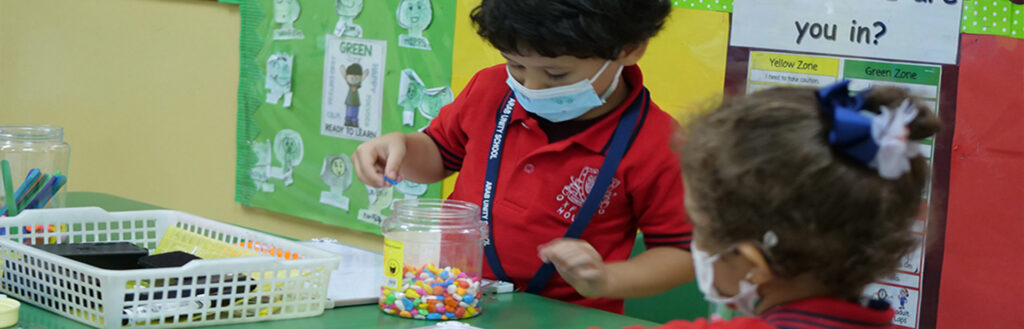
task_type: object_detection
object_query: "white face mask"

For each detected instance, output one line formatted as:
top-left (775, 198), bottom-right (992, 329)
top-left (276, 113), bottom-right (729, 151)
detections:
top-left (505, 60), bottom-right (623, 122)
top-left (691, 243), bottom-right (762, 315)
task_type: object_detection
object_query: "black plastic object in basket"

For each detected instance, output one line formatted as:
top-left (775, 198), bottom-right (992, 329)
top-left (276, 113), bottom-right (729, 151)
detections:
top-left (137, 251), bottom-right (201, 269)
top-left (31, 242), bottom-right (148, 270)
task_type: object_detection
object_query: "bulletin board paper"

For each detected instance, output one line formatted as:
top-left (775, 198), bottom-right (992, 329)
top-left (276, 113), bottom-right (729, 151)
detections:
top-left (235, 0), bottom-right (455, 235)
top-left (731, 0), bottom-right (964, 64)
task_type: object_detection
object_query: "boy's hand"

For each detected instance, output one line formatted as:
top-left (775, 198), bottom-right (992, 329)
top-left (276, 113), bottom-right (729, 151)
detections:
top-left (538, 238), bottom-right (609, 298)
top-left (353, 132), bottom-right (406, 187)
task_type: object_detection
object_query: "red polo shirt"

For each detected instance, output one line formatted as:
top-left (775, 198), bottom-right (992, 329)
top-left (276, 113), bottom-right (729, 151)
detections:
top-left (425, 64), bottom-right (692, 314)
top-left (617, 297), bottom-right (897, 329)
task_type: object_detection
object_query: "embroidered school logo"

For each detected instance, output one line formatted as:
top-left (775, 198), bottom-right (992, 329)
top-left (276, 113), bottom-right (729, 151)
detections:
top-left (555, 167), bottom-right (621, 222)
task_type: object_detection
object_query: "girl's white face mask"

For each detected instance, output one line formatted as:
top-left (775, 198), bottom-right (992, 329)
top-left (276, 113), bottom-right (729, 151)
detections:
top-left (691, 243), bottom-right (763, 315)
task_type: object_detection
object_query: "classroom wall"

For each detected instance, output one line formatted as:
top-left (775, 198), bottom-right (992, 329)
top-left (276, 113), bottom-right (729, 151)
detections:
top-left (0, 0), bottom-right (726, 253)
top-left (0, 0), bottom-right (383, 251)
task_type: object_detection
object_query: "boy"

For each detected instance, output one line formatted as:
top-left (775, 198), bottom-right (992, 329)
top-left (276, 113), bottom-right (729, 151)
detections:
top-left (343, 63), bottom-right (369, 127)
top-left (354, 0), bottom-right (693, 313)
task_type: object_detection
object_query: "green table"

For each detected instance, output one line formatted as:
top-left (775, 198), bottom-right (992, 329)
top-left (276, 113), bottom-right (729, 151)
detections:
top-left (10, 192), bottom-right (659, 329)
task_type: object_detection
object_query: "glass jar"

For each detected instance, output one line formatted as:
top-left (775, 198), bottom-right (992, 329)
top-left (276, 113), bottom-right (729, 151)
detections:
top-left (379, 199), bottom-right (487, 320)
top-left (0, 125), bottom-right (71, 210)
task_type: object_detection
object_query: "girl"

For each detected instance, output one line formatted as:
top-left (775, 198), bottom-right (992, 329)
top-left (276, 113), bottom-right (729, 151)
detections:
top-left (624, 81), bottom-right (940, 328)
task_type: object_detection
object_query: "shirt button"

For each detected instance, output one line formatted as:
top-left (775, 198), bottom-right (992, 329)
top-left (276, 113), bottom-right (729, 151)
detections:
top-left (524, 163), bottom-right (535, 173)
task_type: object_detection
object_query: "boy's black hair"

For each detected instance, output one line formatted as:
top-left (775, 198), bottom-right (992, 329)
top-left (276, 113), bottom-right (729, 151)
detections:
top-left (470, 0), bottom-right (672, 59)
top-left (345, 63), bottom-right (363, 75)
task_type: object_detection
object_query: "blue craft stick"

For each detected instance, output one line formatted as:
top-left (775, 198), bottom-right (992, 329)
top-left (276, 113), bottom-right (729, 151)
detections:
top-left (34, 175), bottom-right (66, 209)
top-left (383, 176), bottom-right (399, 185)
top-left (12, 169), bottom-right (41, 203)
top-left (17, 173), bottom-right (48, 210)
top-left (25, 175), bottom-right (59, 210)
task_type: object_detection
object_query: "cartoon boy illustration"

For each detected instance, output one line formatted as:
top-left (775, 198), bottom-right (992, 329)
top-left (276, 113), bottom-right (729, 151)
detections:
top-left (342, 63), bottom-right (370, 127)
top-left (334, 0), bottom-right (364, 37)
top-left (396, 0), bottom-right (433, 50)
top-left (898, 288), bottom-right (910, 310)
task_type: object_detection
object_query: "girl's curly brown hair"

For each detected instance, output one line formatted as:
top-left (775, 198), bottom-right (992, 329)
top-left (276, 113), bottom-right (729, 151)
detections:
top-left (680, 86), bottom-right (941, 297)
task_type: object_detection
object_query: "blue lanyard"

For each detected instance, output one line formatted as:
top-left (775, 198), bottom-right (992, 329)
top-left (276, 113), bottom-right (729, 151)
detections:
top-left (481, 88), bottom-right (649, 294)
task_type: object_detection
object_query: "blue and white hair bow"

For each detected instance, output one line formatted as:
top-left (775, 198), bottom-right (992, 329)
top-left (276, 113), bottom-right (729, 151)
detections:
top-left (817, 81), bottom-right (919, 180)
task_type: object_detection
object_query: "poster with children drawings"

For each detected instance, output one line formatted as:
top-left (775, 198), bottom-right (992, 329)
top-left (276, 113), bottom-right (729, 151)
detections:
top-left (322, 36), bottom-right (387, 141)
top-left (235, 0), bottom-right (456, 235)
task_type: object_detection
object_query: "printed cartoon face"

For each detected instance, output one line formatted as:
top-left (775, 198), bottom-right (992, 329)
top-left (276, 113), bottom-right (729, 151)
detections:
top-left (331, 158), bottom-right (347, 177)
top-left (273, 0), bottom-right (300, 24)
top-left (268, 56), bottom-right (292, 86)
top-left (346, 74), bottom-right (362, 85)
top-left (397, 0), bottom-right (432, 32)
top-left (336, 0), bottom-right (363, 17)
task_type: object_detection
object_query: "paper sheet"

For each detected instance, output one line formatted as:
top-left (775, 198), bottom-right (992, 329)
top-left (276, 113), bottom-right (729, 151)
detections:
top-left (301, 239), bottom-right (383, 306)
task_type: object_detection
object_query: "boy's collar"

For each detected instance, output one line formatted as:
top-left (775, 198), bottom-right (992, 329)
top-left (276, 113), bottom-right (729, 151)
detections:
top-left (509, 65), bottom-right (646, 154)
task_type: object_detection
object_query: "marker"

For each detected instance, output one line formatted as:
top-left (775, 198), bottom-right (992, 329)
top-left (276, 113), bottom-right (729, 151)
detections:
top-left (1, 160), bottom-right (15, 216)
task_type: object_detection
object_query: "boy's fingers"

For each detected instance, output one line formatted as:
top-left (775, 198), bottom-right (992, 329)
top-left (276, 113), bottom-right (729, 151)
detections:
top-left (354, 146), bottom-right (384, 187)
top-left (383, 142), bottom-right (406, 185)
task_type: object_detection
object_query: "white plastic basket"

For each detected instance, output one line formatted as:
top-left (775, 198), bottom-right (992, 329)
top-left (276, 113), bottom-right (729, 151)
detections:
top-left (0, 207), bottom-right (341, 328)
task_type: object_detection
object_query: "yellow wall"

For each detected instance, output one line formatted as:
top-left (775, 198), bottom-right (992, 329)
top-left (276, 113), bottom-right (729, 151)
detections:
top-left (0, 0), bottom-right (383, 251)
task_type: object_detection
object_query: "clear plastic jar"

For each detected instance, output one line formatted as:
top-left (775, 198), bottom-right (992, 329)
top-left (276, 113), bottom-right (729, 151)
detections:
top-left (379, 199), bottom-right (487, 320)
top-left (0, 125), bottom-right (71, 209)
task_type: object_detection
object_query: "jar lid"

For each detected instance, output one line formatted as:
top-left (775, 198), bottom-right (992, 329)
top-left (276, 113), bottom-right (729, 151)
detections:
top-left (0, 295), bottom-right (20, 328)
top-left (385, 199), bottom-right (486, 235)
top-left (0, 125), bottom-right (64, 141)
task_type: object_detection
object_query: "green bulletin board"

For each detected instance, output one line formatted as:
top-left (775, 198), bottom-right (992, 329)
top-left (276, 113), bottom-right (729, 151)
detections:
top-left (235, 0), bottom-right (454, 235)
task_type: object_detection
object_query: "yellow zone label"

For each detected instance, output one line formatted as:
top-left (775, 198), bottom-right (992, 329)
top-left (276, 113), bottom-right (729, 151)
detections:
top-left (382, 238), bottom-right (404, 289)
top-left (751, 52), bottom-right (839, 76)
